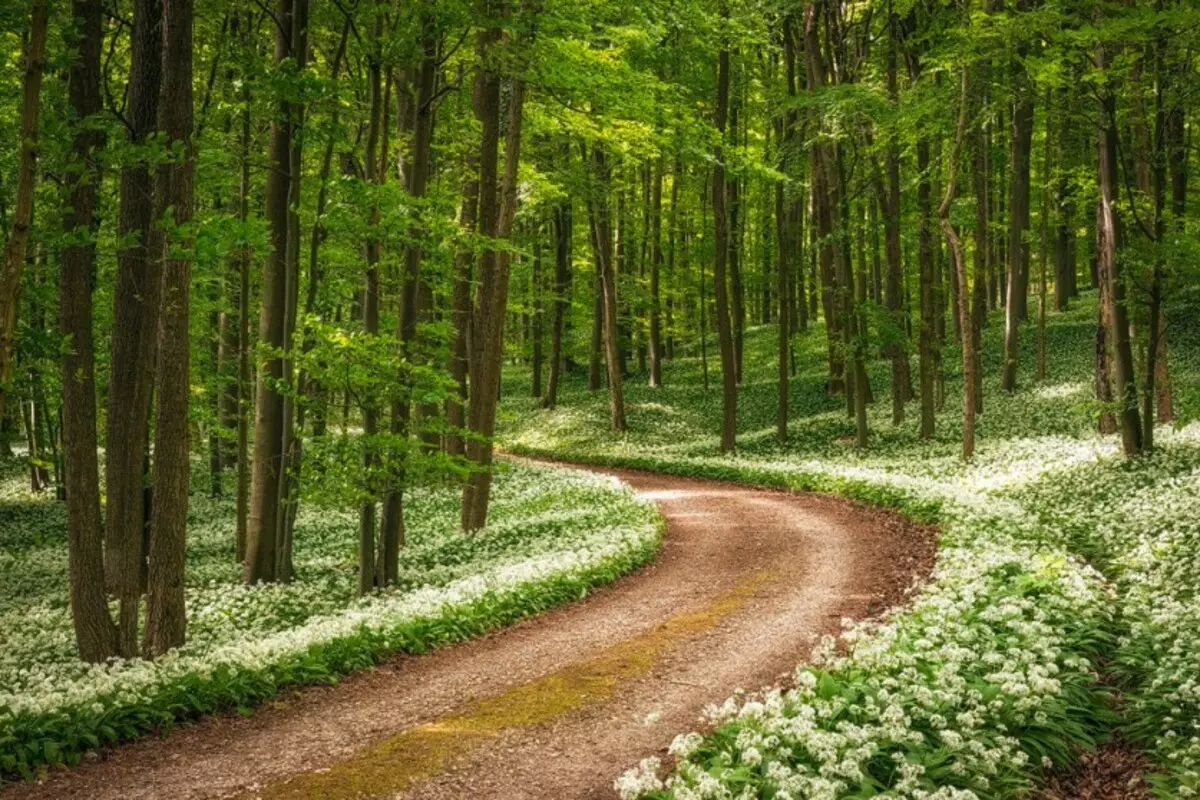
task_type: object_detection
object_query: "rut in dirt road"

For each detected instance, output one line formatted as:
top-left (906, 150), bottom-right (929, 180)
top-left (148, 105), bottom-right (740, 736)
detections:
top-left (5, 465), bottom-right (935, 800)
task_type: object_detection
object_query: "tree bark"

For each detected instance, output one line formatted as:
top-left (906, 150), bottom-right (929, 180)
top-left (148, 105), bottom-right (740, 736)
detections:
top-left (62, 0), bottom-right (117, 664)
top-left (1001, 53), bottom-right (1034, 391)
top-left (144, 0), bottom-right (194, 657)
top-left (713, 19), bottom-right (736, 453)
top-left (104, 0), bottom-right (162, 658)
top-left (587, 146), bottom-right (628, 433)
top-left (358, 9), bottom-right (385, 594)
top-left (235, 52), bottom-right (252, 563)
top-left (1096, 41), bottom-right (1142, 457)
top-left (542, 170), bottom-right (571, 408)
top-left (940, 69), bottom-right (973, 460)
top-left (915, 133), bottom-right (936, 439)
top-left (648, 161), bottom-right (664, 388)
top-left (882, 13), bottom-right (909, 425)
top-left (0, 0), bottom-right (48, 440)
top-left (462, 5), bottom-right (533, 531)
top-left (245, 0), bottom-right (294, 584)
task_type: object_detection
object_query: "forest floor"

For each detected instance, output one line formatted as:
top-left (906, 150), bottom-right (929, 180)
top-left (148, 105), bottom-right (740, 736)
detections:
top-left (4, 465), bottom-right (934, 800)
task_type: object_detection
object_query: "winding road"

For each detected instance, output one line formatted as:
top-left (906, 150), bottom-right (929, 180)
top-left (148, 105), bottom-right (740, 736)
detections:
top-left (5, 464), bottom-right (935, 800)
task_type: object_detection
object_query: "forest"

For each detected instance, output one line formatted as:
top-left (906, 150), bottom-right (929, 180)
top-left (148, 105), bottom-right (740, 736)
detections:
top-left (0, 0), bottom-right (1198, 797)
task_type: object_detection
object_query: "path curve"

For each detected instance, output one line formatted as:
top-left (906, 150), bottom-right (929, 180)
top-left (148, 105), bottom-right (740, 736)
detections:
top-left (5, 464), bottom-right (936, 800)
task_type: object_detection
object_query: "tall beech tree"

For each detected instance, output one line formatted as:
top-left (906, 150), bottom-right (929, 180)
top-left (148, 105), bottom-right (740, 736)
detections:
top-left (106, 0), bottom-right (161, 658)
top-left (144, 0), bottom-right (195, 657)
top-left (712, 6), bottom-right (736, 453)
top-left (61, 0), bottom-right (116, 664)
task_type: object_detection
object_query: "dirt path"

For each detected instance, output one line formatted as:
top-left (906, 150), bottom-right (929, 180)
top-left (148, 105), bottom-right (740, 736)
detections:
top-left (5, 465), bottom-right (935, 800)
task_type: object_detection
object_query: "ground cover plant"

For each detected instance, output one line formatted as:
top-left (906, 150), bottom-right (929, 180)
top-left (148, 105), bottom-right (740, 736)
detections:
top-left (0, 461), bottom-right (662, 778)
top-left (500, 291), bottom-right (1200, 799)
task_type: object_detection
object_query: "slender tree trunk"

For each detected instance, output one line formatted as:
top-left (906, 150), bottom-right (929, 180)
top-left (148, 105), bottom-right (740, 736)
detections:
top-left (713, 23), bottom-right (736, 453)
top-left (0, 0), bottom-right (48, 431)
top-left (245, 0), bottom-right (294, 584)
top-left (971, 68), bottom-right (989, 416)
top-left (144, 0), bottom-right (194, 657)
top-left (531, 234), bottom-right (544, 396)
top-left (648, 161), bottom-right (664, 388)
top-left (462, 7), bottom-right (533, 531)
top-left (1161, 88), bottom-right (1185, 426)
top-left (358, 10), bottom-right (384, 594)
top-left (105, 0), bottom-right (161, 658)
top-left (275, 0), bottom-right (309, 585)
top-left (774, 116), bottom-right (789, 443)
top-left (235, 67), bottom-right (251, 563)
top-left (883, 13), bottom-right (909, 424)
top-left (940, 69), bottom-right (973, 459)
top-left (542, 186), bottom-right (570, 408)
top-left (588, 147), bottom-right (628, 432)
top-left (1002, 57), bottom-right (1034, 391)
top-left (1053, 96), bottom-right (1073, 314)
top-left (1097, 42), bottom-right (1142, 457)
top-left (62, 0), bottom-right (117, 664)
top-left (1036, 90), bottom-right (1051, 383)
top-left (447, 160), bottom-right (479, 452)
top-left (728, 100), bottom-right (745, 384)
top-left (916, 135), bottom-right (936, 439)
top-left (381, 8), bottom-right (437, 583)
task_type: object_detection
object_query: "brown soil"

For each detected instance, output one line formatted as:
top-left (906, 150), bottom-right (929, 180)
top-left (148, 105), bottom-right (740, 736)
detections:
top-left (4, 464), bottom-right (936, 800)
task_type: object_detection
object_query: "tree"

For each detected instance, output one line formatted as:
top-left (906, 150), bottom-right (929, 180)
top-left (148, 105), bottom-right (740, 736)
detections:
top-left (712, 7), bottom-right (736, 453)
top-left (1096, 34), bottom-right (1142, 458)
top-left (145, 0), bottom-right (195, 657)
top-left (105, 0), bottom-right (162, 658)
top-left (61, 0), bottom-right (117, 664)
top-left (0, 0), bottom-right (48, 436)
top-left (245, 0), bottom-right (295, 584)
top-left (462, 1), bottom-right (535, 531)
top-left (940, 68), bottom-right (973, 460)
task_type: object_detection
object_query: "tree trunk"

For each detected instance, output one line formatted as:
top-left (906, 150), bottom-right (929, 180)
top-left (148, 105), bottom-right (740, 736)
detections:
top-left (971, 68), bottom-right (989, 417)
top-left (1096, 43), bottom-right (1142, 457)
top-left (728, 101), bottom-right (745, 384)
top-left (916, 135), bottom-right (936, 439)
top-left (235, 61), bottom-right (252, 563)
top-left (105, 0), bottom-right (161, 658)
top-left (588, 147), bottom-right (628, 432)
top-left (940, 69), bottom-right (973, 459)
top-left (1001, 61), bottom-right (1034, 391)
top-left (275, 0), bottom-right (309, 586)
top-left (648, 161), bottom-right (664, 388)
top-left (144, 0), bottom-right (194, 657)
top-left (542, 168), bottom-right (571, 408)
top-left (245, 0), bottom-right (294, 584)
top-left (358, 10), bottom-right (385, 594)
top-left (0, 0), bottom-right (48, 432)
top-left (531, 235), bottom-right (544, 397)
top-left (447, 160), bottom-right (479, 452)
top-left (713, 25), bottom-right (736, 453)
top-left (381, 8), bottom-right (437, 584)
top-left (62, 0), bottom-right (117, 664)
top-left (774, 115), bottom-right (789, 443)
top-left (1036, 90), bottom-right (1051, 384)
top-left (462, 8), bottom-right (533, 531)
top-left (882, 13), bottom-right (909, 425)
